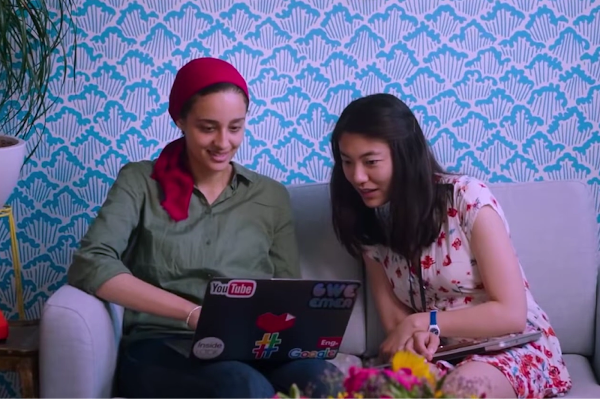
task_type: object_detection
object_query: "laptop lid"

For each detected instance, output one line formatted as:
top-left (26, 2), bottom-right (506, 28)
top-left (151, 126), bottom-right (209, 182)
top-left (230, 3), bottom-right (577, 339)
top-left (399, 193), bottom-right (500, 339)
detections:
top-left (189, 278), bottom-right (362, 362)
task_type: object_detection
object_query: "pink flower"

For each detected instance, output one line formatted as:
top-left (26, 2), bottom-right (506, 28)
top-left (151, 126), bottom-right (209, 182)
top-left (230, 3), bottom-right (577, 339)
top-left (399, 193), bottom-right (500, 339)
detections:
top-left (384, 369), bottom-right (419, 391)
top-left (344, 366), bottom-right (378, 393)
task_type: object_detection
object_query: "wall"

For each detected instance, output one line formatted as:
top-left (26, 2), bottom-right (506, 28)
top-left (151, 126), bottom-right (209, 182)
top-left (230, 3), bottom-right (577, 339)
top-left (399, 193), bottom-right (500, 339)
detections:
top-left (1, 0), bottom-right (599, 395)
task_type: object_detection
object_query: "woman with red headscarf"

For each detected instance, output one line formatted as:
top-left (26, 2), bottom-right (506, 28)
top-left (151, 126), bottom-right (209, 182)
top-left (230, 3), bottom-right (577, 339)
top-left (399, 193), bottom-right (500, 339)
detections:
top-left (67, 58), bottom-right (343, 398)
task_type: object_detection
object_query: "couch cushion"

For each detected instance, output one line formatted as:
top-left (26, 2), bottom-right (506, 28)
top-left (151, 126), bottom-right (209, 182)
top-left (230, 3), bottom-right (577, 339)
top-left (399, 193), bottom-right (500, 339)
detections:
top-left (490, 180), bottom-right (599, 356)
top-left (563, 354), bottom-right (600, 397)
top-left (287, 183), bottom-right (366, 356)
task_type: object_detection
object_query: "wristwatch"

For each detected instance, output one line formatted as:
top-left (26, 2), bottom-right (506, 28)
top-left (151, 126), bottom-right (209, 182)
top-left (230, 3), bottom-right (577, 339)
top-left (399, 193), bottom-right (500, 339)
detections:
top-left (428, 309), bottom-right (440, 336)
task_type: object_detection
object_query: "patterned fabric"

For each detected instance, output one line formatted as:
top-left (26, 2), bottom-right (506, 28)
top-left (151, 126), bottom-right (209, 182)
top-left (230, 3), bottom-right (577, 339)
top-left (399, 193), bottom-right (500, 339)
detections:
top-left (365, 175), bottom-right (571, 398)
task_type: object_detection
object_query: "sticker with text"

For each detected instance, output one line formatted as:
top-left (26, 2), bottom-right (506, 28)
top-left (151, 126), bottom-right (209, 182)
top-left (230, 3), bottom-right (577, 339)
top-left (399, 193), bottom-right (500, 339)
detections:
top-left (253, 332), bottom-right (281, 359)
top-left (210, 279), bottom-right (256, 298)
top-left (288, 347), bottom-right (337, 359)
top-left (308, 282), bottom-right (359, 309)
top-left (256, 312), bottom-right (296, 333)
top-left (193, 337), bottom-right (225, 359)
top-left (317, 336), bottom-right (343, 349)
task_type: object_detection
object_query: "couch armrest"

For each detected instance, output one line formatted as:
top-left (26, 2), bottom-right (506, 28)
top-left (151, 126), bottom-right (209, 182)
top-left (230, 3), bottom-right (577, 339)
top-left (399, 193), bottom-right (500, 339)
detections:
top-left (40, 285), bottom-right (124, 398)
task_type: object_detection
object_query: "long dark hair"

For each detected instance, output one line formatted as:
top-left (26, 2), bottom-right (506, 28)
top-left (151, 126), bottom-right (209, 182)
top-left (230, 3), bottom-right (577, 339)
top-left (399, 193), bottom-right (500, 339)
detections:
top-left (330, 93), bottom-right (453, 263)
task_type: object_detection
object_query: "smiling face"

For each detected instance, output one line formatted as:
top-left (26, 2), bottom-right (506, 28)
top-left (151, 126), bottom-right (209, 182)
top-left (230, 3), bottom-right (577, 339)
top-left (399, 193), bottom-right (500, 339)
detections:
top-left (338, 132), bottom-right (393, 208)
top-left (176, 90), bottom-right (247, 175)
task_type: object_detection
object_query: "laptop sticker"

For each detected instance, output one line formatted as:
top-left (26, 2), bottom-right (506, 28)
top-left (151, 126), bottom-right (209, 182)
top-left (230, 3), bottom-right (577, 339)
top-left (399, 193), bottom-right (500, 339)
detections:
top-left (288, 347), bottom-right (337, 359)
top-left (193, 337), bottom-right (225, 359)
top-left (317, 336), bottom-right (343, 349)
top-left (252, 333), bottom-right (282, 359)
top-left (308, 282), bottom-right (360, 309)
top-left (210, 279), bottom-right (256, 298)
top-left (256, 312), bottom-right (296, 333)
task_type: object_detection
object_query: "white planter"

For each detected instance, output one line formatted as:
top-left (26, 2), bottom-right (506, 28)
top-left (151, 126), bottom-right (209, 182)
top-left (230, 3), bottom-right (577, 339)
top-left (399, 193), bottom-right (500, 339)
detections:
top-left (0, 135), bottom-right (27, 207)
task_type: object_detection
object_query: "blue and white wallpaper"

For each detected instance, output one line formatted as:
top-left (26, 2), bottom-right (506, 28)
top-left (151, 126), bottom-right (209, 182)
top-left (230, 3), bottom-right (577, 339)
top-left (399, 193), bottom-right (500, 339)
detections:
top-left (1, 0), bottom-right (599, 395)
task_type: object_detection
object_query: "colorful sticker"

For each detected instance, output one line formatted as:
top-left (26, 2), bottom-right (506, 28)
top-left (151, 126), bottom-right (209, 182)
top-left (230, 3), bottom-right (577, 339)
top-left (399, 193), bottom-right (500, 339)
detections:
top-left (308, 282), bottom-right (359, 309)
top-left (288, 347), bottom-right (337, 359)
top-left (210, 279), bottom-right (256, 298)
top-left (253, 332), bottom-right (282, 359)
top-left (256, 312), bottom-right (296, 333)
top-left (317, 336), bottom-right (343, 349)
top-left (192, 337), bottom-right (225, 359)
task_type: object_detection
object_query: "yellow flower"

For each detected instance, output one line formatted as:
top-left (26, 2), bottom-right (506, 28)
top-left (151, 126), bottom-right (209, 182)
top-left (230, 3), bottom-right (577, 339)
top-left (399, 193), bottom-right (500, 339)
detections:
top-left (327, 392), bottom-right (364, 399)
top-left (434, 390), bottom-right (444, 398)
top-left (327, 392), bottom-right (352, 399)
top-left (391, 350), bottom-right (435, 384)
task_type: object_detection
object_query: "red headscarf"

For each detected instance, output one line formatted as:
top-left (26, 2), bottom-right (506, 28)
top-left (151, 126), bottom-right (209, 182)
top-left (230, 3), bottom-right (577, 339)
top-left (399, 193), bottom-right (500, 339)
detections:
top-left (151, 58), bottom-right (249, 222)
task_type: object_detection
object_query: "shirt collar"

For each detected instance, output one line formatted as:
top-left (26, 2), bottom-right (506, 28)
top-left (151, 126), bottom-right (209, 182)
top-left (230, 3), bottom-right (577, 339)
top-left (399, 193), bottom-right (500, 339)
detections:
top-left (230, 162), bottom-right (254, 187)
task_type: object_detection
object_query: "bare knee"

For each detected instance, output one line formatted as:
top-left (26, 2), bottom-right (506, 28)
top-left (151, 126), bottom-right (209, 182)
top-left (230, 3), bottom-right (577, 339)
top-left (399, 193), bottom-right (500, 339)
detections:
top-left (442, 361), bottom-right (516, 399)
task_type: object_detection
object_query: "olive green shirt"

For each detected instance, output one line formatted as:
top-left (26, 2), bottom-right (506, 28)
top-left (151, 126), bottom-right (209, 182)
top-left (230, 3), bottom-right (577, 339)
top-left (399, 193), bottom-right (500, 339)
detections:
top-left (67, 160), bottom-right (300, 343)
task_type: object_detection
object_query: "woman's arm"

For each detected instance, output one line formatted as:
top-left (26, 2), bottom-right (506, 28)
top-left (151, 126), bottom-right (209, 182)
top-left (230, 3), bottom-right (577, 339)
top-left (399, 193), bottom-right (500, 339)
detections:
top-left (363, 253), bottom-right (414, 335)
top-left (269, 184), bottom-right (301, 278)
top-left (68, 163), bottom-right (200, 328)
top-left (407, 206), bottom-right (528, 338)
top-left (95, 274), bottom-right (199, 326)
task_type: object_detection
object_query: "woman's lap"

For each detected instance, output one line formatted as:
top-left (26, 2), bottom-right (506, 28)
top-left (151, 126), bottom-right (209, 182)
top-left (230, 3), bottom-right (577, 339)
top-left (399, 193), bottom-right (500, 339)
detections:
top-left (436, 341), bottom-right (571, 398)
top-left (116, 336), bottom-right (343, 398)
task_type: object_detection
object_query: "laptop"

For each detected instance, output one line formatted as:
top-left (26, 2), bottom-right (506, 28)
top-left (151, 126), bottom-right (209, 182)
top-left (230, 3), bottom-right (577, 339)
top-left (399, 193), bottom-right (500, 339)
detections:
top-left (374, 328), bottom-right (542, 367)
top-left (166, 278), bottom-right (361, 362)
top-left (432, 329), bottom-right (543, 362)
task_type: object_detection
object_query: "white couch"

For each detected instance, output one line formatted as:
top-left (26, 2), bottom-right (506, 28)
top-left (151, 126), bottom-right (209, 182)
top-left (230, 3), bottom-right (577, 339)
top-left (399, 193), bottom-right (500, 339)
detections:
top-left (39, 180), bottom-right (600, 397)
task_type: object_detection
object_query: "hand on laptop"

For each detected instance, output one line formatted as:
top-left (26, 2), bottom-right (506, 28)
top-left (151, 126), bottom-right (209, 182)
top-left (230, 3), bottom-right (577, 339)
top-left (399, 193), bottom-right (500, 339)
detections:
top-left (404, 331), bottom-right (440, 362)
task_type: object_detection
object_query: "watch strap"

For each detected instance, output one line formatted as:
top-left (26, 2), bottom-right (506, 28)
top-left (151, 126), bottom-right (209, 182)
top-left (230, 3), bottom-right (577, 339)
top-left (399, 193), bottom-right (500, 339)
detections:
top-left (428, 309), bottom-right (440, 336)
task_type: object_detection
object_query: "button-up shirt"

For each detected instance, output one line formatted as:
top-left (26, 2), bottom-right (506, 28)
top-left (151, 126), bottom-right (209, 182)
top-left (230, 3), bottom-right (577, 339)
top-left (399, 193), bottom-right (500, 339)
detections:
top-left (67, 160), bottom-right (300, 343)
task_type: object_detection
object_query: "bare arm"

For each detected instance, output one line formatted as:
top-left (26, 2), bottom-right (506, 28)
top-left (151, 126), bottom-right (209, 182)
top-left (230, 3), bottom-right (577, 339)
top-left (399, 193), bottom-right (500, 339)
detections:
top-left (409, 206), bottom-right (528, 338)
top-left (68, 163), bottom-right (202, 328)
top-left (363, 253), bottom-right (414, 335)
top-left (96, 274), bottom-right (199, 325)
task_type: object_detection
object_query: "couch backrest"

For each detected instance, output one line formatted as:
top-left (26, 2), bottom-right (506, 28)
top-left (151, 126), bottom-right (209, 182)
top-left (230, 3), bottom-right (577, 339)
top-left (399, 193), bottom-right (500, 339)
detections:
top-left (287, 180), bottom-right (600, 357)
top-left (286, 183), bottom-right (367, 356)
top-left (488, 180), bottom-right (599, 356)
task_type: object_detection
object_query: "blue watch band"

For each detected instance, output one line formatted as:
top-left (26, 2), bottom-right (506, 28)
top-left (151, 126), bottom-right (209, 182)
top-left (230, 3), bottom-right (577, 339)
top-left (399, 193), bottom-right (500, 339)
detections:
top-left (429, 309), bottom-right (437, 325)
top-left (429, 310), bottom-right (440, 335)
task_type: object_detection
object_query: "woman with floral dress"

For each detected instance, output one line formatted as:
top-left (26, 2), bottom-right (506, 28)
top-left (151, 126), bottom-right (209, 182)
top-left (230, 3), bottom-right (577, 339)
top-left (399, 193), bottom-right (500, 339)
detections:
top-left (328, 93), bottom-right (572, 398)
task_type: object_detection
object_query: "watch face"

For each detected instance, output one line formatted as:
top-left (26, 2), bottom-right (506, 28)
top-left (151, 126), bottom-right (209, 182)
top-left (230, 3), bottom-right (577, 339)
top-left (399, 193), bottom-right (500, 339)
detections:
top-left (429, 326), bottom-right (440, 335)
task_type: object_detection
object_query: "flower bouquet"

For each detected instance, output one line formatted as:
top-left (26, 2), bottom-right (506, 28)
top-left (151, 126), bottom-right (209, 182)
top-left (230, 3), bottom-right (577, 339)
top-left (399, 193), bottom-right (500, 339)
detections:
top-left (276, 351), bottom-right (471, 398)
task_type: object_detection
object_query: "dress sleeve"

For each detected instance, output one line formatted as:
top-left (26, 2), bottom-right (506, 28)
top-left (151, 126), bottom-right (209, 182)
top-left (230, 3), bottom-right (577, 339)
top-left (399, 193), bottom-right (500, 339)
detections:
top-left (453, 176), bottom-right (508, 242)
top-left (362, 245), bottom-right (383, 263)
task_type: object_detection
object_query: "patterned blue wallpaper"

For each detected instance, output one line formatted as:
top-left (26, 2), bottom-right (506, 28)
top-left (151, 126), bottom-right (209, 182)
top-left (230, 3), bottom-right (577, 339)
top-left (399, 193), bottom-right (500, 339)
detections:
top-left (0, 0), bottom-right (599, 395)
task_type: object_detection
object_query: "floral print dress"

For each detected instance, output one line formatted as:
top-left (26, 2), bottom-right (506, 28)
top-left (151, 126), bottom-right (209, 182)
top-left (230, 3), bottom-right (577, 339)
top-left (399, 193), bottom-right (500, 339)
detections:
top-left (364, 175), bottom-right (572, 398)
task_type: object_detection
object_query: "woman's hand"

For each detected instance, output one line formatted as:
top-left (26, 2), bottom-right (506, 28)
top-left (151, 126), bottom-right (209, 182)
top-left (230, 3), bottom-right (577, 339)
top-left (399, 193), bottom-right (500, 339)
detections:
top-left (379, 315), bottom-right (423, 362)
top-left (404, 331), bottom-right (440, 361)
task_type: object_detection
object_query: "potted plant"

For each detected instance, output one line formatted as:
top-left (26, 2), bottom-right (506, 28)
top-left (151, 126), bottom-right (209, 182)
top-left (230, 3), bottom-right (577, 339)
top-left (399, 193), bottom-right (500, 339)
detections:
top-left (0, 0), bottom-right (77, 207)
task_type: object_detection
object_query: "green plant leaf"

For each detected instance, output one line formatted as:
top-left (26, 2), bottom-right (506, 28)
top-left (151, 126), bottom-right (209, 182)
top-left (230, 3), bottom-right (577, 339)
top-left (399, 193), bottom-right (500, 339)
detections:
top-left (0, 0), bottom-right (77, 163)
top-left (289, 383), bottom-right (302, 398)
